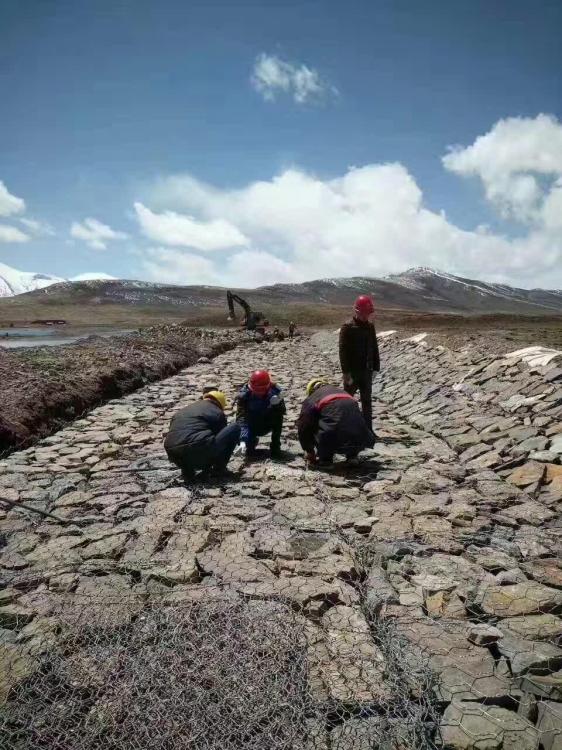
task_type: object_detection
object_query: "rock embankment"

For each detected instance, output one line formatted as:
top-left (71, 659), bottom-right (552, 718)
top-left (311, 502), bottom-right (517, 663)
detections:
top-left (0, 326), bottom-right (244, 453)
top-left (0, 332), bottom-right (560, 749)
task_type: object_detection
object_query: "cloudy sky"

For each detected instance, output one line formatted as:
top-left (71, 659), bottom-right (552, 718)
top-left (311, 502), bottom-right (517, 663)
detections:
top-left (1, 0), bottom-right (561, 289)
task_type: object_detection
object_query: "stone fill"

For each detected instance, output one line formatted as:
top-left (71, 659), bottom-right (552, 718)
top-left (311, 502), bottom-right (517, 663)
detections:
top-left (0, 331), bottom-right (561, 749)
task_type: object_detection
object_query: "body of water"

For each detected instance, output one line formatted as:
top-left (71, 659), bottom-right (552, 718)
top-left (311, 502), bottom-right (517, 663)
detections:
top-left (0, 327), bottom-right (134, 349)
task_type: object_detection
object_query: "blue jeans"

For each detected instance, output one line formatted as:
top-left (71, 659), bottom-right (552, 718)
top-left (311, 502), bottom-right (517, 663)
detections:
top-left (245, 412), bottom-right (284, 453)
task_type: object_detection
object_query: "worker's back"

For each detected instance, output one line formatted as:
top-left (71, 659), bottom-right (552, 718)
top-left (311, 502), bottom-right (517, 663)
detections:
top-left (299, 384), bottom-right (374, 454)
top-left (164, 400), bottom-right (226, 451)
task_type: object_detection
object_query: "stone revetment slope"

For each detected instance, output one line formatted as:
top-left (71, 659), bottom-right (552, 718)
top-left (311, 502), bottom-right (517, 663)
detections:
top-left (0, 332), bottom-right (561, 749)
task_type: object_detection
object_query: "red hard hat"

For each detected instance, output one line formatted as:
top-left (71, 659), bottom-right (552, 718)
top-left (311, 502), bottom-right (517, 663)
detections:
top-left (354, 295), bottom-right (375, 315)
top-left (249, 370), bottom-right (271, 394)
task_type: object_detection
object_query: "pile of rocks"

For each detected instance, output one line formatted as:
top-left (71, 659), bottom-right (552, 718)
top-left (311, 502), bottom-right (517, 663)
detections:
top-left (0, 331), bottom-right (560, 749)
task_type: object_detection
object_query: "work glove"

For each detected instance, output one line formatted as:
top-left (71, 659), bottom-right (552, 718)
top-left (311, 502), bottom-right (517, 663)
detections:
top-left (269, 394), bottom-right (283, 407)
top-left (233, 442), bottom-right (247, 457)
top-left (343, 372), bottom-right (354, 387)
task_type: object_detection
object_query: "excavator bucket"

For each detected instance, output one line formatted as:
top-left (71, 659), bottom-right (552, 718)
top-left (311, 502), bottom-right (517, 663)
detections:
top-left (226, 290), bottom-right (236, 321)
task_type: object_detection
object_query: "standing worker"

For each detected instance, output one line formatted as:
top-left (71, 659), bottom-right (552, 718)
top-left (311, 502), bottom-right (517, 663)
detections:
top-left (164, 390), bottom-right (240, 481)
top-left (288, 321), bottom-right (296, 339)
top-left (339, 295), bottom-right (380, 431)
top-left (298, 378), bottom-right (375, 467)
top-left (235, 370), bottom-right (286, 459)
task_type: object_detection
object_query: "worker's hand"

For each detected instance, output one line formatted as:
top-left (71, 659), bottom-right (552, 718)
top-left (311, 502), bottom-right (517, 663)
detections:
top-left (305, 451), bottom-right (317, 465)
top-left (269, 394), bottom-right (283, 407)
top-left (343, 372), bottom-right (354, 387)
top-left (233, 442), bottom-right (247, 457)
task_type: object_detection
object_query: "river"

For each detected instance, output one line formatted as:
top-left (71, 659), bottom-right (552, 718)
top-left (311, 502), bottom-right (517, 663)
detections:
top-left (0, 327), bottom-right (134, 349)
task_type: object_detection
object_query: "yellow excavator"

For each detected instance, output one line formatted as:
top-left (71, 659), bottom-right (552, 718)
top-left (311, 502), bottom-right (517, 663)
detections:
top-left (226, 290), bottom-right (268, 332)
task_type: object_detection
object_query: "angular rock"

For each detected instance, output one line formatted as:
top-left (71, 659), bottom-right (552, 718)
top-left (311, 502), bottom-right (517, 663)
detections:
top-left (474, 581), bottom-right (562, 618)
top-left (536, 701), bottom-right (562, 750)
top-left (0, 643), bottom-right (36, 703)
top-left (495, 568), bottom-right (528, 585)
top-left (502, 501), bottom-right (556, 526)
top-left (363, 564), bottom-right (398, 614)
top-left (395, 617), bottom-right (512, 701)
top-left (496, 630), bottom-right (562, 676)
top-left (66, 575), bottom-right (143, 627)
top-left (0, 603), bottom-right (35, 629)
top-left (501, 614), bottom-right (562, 641)
top-left (515, 670), bottom-right (562, 701)
top-left (440, 701), bottom-right (538, 750)
top-left (467, 623), bottom-right (504, 646)
top-left (307, 605), bottom-right (389, 704)
top-left (521, 559), bottom-right (562, 590)
top-left (508, 461), bottom-right (546, 487)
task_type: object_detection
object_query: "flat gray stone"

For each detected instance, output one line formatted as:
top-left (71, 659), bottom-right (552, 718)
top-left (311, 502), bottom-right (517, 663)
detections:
top-left (474, 581), bottom-right (562, 618)
top-left (496, 630), bottom-right (562, 676)
top-left (441, 701), bottom-right (539, 749)
top-left (536, 701), bottom-right (562, 750)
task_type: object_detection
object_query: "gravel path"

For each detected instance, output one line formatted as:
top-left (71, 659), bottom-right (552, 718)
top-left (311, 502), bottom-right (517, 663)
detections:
top-left (0, 333), bottom-right (561, 749)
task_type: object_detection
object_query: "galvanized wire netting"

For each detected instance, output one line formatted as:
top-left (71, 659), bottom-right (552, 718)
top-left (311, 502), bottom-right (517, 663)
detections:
top-left (0, 584), bottom-right (447, 750)
top-left (2, 598), bottom-right (313, 750)
top-left (1, 483), bottom-right (561, 749)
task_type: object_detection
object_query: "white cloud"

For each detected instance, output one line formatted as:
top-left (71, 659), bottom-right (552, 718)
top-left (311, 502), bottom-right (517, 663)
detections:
top-left (140, 121), bottom-right (562, 289)
top-left (224, 250), bottom-right (295, 287)
top-left (0, 181), bottom-right (25, 217)
top-left (141, 248), bottom-right (218, 285)
top-left (251, 53), bottom-right (336, 105)
top-left (0, 223), bottom-right (30, 243)
top-left (443, 114), bottom-right (562, 223)
top-left (141, 246), bottom-right (295, 288)
top-left (134, 202), bottom-right (249, 251)
top-left (19, 217), bottom-right (55, 236)
top-left (70, 217), bottom-right (127, 250)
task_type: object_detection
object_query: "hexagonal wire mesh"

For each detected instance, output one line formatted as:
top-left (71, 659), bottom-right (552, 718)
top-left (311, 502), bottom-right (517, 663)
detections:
top-left (1, 591), bottom-right (445, 750)
top-left (3, 508), bottom-right (561, 750)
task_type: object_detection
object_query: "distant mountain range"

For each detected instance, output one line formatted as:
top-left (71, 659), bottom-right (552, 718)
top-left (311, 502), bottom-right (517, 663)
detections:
top-left (0, 262), bottom-right (114, 297)
top-left (1, 262), bottom-right (562, 316)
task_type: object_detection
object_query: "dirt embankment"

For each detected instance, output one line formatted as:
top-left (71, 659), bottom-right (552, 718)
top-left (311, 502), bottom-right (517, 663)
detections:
top-left (0, 326), bottom-right (246, 454)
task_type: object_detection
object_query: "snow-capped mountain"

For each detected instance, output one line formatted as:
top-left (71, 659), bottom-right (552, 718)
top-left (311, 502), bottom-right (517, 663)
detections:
top-left (386, 267), bottom-right (562, 313)
top-left (0, 262), bottom-right (65, 297)
top-left (2, 262), bottom-right (561, 315)
top-left (0, 263), bottom-right (114, 297)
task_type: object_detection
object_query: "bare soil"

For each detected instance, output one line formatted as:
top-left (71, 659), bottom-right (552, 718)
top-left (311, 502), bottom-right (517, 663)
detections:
top-left (0, 326), bottom-right (245, 454)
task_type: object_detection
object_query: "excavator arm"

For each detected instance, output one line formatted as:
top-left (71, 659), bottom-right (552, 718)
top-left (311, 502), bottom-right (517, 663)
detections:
top-left (227, 290), bottom-right (252, 321)
top-left (226, 290), bottom-right (266, 332)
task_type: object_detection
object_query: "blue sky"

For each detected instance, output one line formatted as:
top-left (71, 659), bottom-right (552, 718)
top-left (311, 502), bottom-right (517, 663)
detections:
top-left (1, 0), bottom-right (562, 287)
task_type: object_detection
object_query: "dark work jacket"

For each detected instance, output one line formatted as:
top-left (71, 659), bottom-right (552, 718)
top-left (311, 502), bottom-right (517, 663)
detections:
top-left (297, 384), bottom-right (375, 455)
top-left (235, 384), bottom-right (285, 442)
top-left (164, 400), bottom-right (226, 452)
top-left (339, 317), bottom-right (380, 374)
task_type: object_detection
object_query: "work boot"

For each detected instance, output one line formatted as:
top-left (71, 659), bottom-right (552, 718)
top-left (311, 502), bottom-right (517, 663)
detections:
top-left (270, 443), bottom-right (283, 460)
top-left (209, 465), bottom-right (237, 479)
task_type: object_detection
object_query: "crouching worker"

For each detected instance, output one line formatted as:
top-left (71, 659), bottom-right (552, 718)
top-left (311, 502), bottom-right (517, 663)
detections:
top-left (235, 370), bottom-right (285, 459)
top-left (164, 390), bottom-right (240, 481)
top-left (297, 378), bottom-right (375, 467)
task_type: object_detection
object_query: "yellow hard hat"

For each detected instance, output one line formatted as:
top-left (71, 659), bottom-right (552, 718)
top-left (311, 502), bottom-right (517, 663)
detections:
top-left (204, 390), bottom-right (227, 410)
top-left (306, 378), bottom-right (328, 397)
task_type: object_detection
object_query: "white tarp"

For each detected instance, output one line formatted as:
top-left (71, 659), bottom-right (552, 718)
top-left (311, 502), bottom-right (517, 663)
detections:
top-left (403, 332), bottom-right (428, 344)
top-left (504, 345), bottom-right (562, 368)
